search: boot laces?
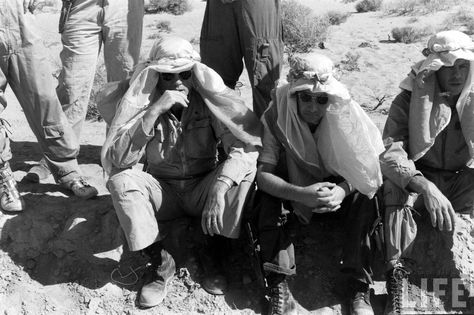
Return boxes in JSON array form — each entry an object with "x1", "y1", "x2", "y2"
[
  {"x1": 269, "y1": 280, "x2": 290, "y2": 315},
  {"x1": 0, "y1": 166, "x2": 19, "y2": 203},
  {"x1": 388, "y1": 266, "x2": 409, "y2": 313}
]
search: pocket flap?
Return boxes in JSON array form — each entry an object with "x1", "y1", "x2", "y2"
[{"x1": 43, "y1": 124, "x2": 65, "y2": 139}]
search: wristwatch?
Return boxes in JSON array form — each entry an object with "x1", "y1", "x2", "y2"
[{"x1": 217, "y1": 175, "x2": 234, "y2": 189}]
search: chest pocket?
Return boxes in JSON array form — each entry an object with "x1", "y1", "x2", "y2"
[
  {"x1": 146, "y1": 127, "x2": 167, "y2": 163},
  {"x1": 185, "y1": 117, "x2": 217, "y2": 159}
]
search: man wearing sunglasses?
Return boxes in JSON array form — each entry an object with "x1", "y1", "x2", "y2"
[
  {"x1": 100, "y1": 36, "x2": 261, "y2": 308},
  {"x1": 255, "y1": 54, "x2": 384, "y2": 315}
]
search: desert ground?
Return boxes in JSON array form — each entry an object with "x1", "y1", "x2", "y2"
[{"x1": 0, "y1": 0, "x2": 473, "y2": 314}]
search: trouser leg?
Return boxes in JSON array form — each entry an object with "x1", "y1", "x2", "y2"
[
  {"x1": 102, "y1": 0, "x2": 143, "y2": 82},
  {"x1": 200, "y1": 0, "x2": 243, "y2": 89},
  {"x1": 184, "y1": 166, "x2": 257, "y2": 239},
  {"x1": 2, "y1": 9, "x2": 81, "y2": 183},
  {"x1": 107, "y1": 168, "x2": 183, "y2": 251},
  {"x1": 383, "y1": 179, "x2": 420, "y2": 270},
  {"x1": 341, "y1": 193, "x2": 379, "y2": 284},
  {"x1": 238, "y1": 0, "x2": 283, "y2": 118},
  {"x1": 257, "y1": 191, "x2": 296, "y2": 276},
  {"x1": 57, "y1": 0, "x2": 101, "y2": 140}
]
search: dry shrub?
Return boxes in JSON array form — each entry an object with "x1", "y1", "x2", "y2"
[
  {"x1": 87, "y1": 62, "x2": 106, "y2": 121},
  {"x1": 443, "y1": 7, "x2": 474, "y2": 35},
  {"x1": 145, "y1": 0, "x2": 191, "y2": 15},
  {"x1": 385, "y1": 0, "x2": 462, "y2": 15},
  {"x1": 355, "y1": 0, "x2": 383, "y2": 13},
  {"x1": 156, "y1": 20, "x2": 172, "y2": 33},
  {"x1": 326, "y1": 10, "x2": 351, "y2": 25},
  {"x1": 337, "y1": 52, "x2": 361, "y2": 72},
  {"x1": 281, "y1": 0, "x2": 330, "y2": 53},
  {"x1": 391, "y1": 26, "x2": 428, "y2": 43}
]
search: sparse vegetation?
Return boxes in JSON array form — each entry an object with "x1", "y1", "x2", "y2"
[
  {"x1": 391, "y1": 26, "x2": 431, "y2": 43},
  {"x1": 326, "y1": 10, "x2": 351, "y2": 25},
  {"x1": 442, "y1": 7, "x2": 474, "y2": 35},
  {"x1": 86, "y1": 62, "x2": 106, "y2": 121},
  {"x1": 355, "y1": 0, "x2": 383, "y2": 13},
  {"x1": 281, "y1": 0, "x2": 330, "y2": 53},
  {"x1": 156, "y1": 20, "x2": 172, "y2": 33},
  {"x1": 144, "y1": 0, "x2": 191, "y2": 15},
  {"x1": 385, "y1": 0, "x2": 462, "y2": 15},
  {"x1": 337, "y1": 52, "x2": 361, "y2": 72}
]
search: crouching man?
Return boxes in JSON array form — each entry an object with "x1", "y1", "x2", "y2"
[
  {"x1": 256, "y1": 54, "x2": 384, "y2": 315},
  {"x1": 100, "y1": 36, "x2": 261, "y2": 308},
  {"x1": 380, "y1": 30, "x2": 474, "y2": 315}
]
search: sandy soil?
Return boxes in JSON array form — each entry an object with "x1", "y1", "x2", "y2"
[{"x1": 1, "y1": 0, "x2": 473, "y2": 314}]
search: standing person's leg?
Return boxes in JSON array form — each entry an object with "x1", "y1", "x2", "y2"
[
  {"x1": 56, "y1": 0, "x2": 102, "y2": 140},
  {"x1": 200, "y1": 0, "x2": 243, "y2": 89},
  {"x1": 107, "y1": 168, "x2": 184, "y2": 308},
  {"x1": 238, "y1": 0, "x2": 283, "y2": 118},
  {"x1": 4, "y1": 5, "x2": 97, "y2": 199},
  {"x1": 102, "y1": 0, "x2": 143, "y2": 82}
]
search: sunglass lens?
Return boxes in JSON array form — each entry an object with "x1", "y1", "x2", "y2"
[
  {"x1": 179, "y1": 70, "x2": 192, "y2": 80},
  {"x1": 161, "y1": 73, "x2": 174, "y2": 81},
  {"x1": 316, "y1": 95, "x2": 328, "y2": 105},
  {"x1": 300, "y1": 93, "x2": 312, "y2": 102}
]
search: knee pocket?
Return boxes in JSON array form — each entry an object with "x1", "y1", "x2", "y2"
[{"x1": 107, "y1": 171, "x2": 144, "y2": 199}]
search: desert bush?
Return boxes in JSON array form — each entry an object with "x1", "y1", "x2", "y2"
[
  {"x1": 281, "y1": 0, "x2": 330, "y2": 53},
  {"x1": 156, "y1": 20, "x2": 172, "y2": 33},
  {"x1": 337, "y1": 52, "x2": 361, "y2": 72},
  {"x1": 87, "y1": 62, "x2": 106, "y2": 121},
  {"x1": 355, "y1": 0, "x2": 383, "y2": 13},
  {"x1": 144, "y1": 0, "x2": 191, "y2": 15},
  {"x1": 391, "y1": 26, "x2": 430, "y2": 43},
  {"x1": 443, "y1": 7, "x2": 474, "y2": 35},
  {"x1": 326, "y1": 10, "x2": 351, "y2": 25},
  {"x1": 385, "y1": 0, "x2": 462, "y2": 15}
]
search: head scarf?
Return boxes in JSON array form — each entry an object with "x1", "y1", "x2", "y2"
[
  {"x1": 398, "y1": 30, "x2": 474, "y2": 164},
  {"x1": 268, "y1": 53, "x2": 384, "y2": 199},
  {"x1": 99, "y1": 35, "x2": 262, "y2": 175}
]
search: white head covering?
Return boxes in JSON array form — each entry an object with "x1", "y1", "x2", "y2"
[
  {"x1": 99, "y1": 35, "x2": 261, "y2": 175},
  {"x1": 269, "y1": 53, "x2": 384, "y2": 199},
  {"x1": 400, "y1": 30, "x2": 474, "y2": 117},
  {"x1": 398, "y1": 30, "x2": 474, "y2": 164}
]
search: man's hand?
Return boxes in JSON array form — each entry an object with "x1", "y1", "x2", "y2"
[
  {"x1": 313, "y1": 185, "x2": 346, "y2": 213},
  {"x1": 23, "y1": 0, "x2": 39, "y2": 14},
  {"x1": 201, "y1": 181, "x2": 229, "y2": 236},
  {"x1": 150, "y1": 90, "x2": 188, "y2": 115},
  {"x1": 422, "y1": 181, "x2": 456, "y2": 231},
  {"x1": 295, "y1": 182, "x2": 336, "y2": 208}
]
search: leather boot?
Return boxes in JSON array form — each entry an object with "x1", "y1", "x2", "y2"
[
  {"x1": 0, "y1": 162, "x2": 25, "y2": 213},
  {"x1": 266, "y1": 273, "x2": 297, "y2": 315},
  {"x1": 139, "y1": 243, "x2": 176, "y2": 308},
  {"x1": 199, "y1": 235, "x2": 228, "y2": 295},
  {"x1": 384, "y1": 264, "x2": 409, "y2": 315},
  {"x1": 349, "y1": 279, "x2": 374, "y2": 315}
]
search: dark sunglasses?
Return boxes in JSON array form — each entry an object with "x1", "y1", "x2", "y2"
[
  {"x1": 161, "y1": 70, "x2": 192, "y2": 81},
  {"x1": 297, "y1": 92, "x2": 329, "y2": 105}
]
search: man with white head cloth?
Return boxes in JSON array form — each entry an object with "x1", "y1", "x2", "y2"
[
  {"x1": 256, "y1": 53, "x2": 384, "y2": 315},
  {"x1": 99, "y1": 36, "x2": 261, "y2": 308},
  {"x1": 380, "y1": 30, "x2": 474, "y2": 315}
]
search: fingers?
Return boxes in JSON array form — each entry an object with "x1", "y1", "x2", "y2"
[
  {"x1": 443, "y1": 203, "x2": 456, "y2": 231},
  {"x1": 436, "y1": 207, "x2": 444, "y2": 231},
  {"x1": 429, "y1": 208, "x2": 437, "y2": 229}
]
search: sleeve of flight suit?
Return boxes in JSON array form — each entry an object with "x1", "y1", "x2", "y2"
[
  {"x1": 106, "y1": 118, "x2": 155, "y2": 169},
  {"x1": 380, "y1": 89, "x2": 422, "y2": 189},
  {"x1": 212, "y1": 117, "x2": 259, "y2": 185}
]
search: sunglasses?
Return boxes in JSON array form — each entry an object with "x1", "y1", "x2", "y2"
[
  {"x1": 161, "y1": 70, "x2": 192, "y2": 81},
  {"x1": 297, "y1": 92, "x2": 329, "y2": 105}
]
